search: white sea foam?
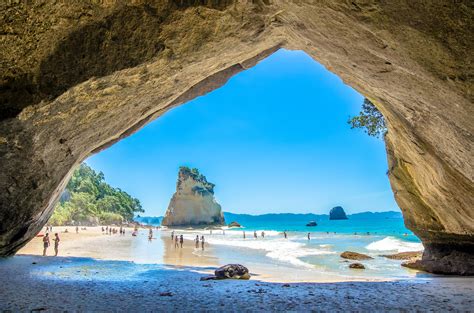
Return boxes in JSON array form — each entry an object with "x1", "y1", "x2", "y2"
[
  {"x1": 366, "y1": 236, "x2": 423, "y2": 252},
  {"x1": 187, "y1": 234, "x2": 335, "y2": 268}
]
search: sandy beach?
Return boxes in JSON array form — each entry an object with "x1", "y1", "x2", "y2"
[
  {"x1": 0, "y1": 226, "x2": 470, "y2": 311},
  {"x1": 17, "y1": 226, "x2": 412, "y2": 283}
]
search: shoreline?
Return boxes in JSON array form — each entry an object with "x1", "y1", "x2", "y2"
[{"x1": 18, "y1": 225, "x2": 421, "y2": 283}]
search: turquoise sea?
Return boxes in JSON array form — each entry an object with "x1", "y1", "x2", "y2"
[{"x1": 137, "y1": 211, "x2": 424, "y2": 280}]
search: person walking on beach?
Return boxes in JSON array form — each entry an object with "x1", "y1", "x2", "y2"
[
  {"x1": 42, "y1": 233, "x2": 50, "y2": 256},
  {"x1": 53, "y1": 233, "x2": 60, "y2": 256},
  {"x1": 171, "y1": 231, "x2": 175, "y2": 241},
  {"x1": 201, "y1": 235, "x2": 205, "y2": 250},
  {"x1": 283, "y1": 231, "x2": 287, "y2": 239},
  {"x1": 180, "y1": 235, "x2": 184, "y2": 248},
  {"x1": 243, "y1": 231, "x2": 246, "y2": 239},
  {"x1": 195, "y1": 235, "x2": 200, "y2": 248},
  {"x1": 261, "y1": 231, "x2": 265, "y2": 239},
  {"x1": 174, "y1": 235, "x2": 179, "y2": 249},
  {"x1": 148, "y1": 229, "x2": 153, "y2": 241},
  {"x1": 307, "y1": 233, "x2": 311, "y2": 240},
  {"x1": 75, "y1": 226, "x2": 79, "y2": 234}
]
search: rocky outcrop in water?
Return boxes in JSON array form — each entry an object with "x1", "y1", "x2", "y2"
[
  {"x1": 161, "y1": 167, "x2": 224, "y2": 227},
  {"x1": 341, "y1": 251, "x2": 373, "y2": 260},
  {"x1": 228, "y1": 221, "x2": 241, "y2": 228},
  {"x1": 0, "y1": 1, "x2": 472, "y2": 275},
  {"x1": 329, "y1": 206, "x2": 348, "y2": 220}
]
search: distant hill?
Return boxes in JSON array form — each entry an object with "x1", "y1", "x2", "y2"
[
  {"x1": 136, "y1": 211, "x2": 402, "y2": 226},
  {"x1": 135, "y1": 216, "x2": 163, "y2": 226},
  {"x1": 224, "y1": 211, "x2": 402, "y2": 224}
]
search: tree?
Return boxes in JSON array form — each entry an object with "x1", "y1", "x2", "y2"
[
  {"x1": 348, "y1": 98, "x2": 387, "y2": 138},
  {"x1": 49, "y1": 163, "x2": 144, "y2": 225}
]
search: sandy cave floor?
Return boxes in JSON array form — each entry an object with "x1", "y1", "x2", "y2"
[{"x1": 1, "y1": 254, "x2": 473, "y2": 312}]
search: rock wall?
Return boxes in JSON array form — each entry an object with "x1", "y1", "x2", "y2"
[
  {"x1": 162, "y1": 167, "x2": 225, "y2": 227},
  {"x1": 0, "y1": 1, "x2": 472, "y2": 274}
]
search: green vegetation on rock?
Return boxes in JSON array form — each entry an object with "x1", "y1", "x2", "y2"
[
  {"x1": 348, "y1": 98, "x2": 387, "y2": 138},
  {"x1": 49, "y1": 163, "x2": 144, "y2": 226}
]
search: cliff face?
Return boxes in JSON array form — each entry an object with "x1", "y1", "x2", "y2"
[
  {"x1": 161, "y1": 167, "x2": 224, "y2": 227},
  {"x1": 329, "y1": 207, "x2": 348, "y2": 220},
  {"x1": 0, "y1": 1, "x2": 472, "y2": 274}
]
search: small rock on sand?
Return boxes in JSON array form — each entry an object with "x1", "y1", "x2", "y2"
[{"x1": 340, "y1": 251, "x2": 373, "y2": 260}]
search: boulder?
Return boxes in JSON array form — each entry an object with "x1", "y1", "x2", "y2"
[
  {"x1": 329, "y1": 206, "x2": 348, "y2": 220},
  {"x1": 349, "y1": 263, "x2": 365, "y2": 269},
  {"x1": 161, "y1": 167, "x2": 225, "y2": 227},
  {"x1": 341, "y1": 251, "x2": 373, "y2": 260},
  {"x1": 228, "y1": 221, "x2": 242, "y2": 228},
  {"x1": 215, "y1": 264, "x2": 250, "y2": 280}
]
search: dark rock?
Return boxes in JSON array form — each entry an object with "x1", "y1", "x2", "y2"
[
  {"x1": 200, "y1": 275, "x2": 217, "y2": 281},
  {"x1": 329, "y1": 206, "x2": 348, "y2": 220},
  {"x1": 349, "y1": 263, "x2": 365, "y2": 269},
  {"x1": 401, "y1": 244, "x2": 474, "y2": 275},
  {"x1": 282, "y1": 284, "x2": 290, "y2": 287},
  {"x1": 228, "y1": 221, "x2": 242, "y2": 228},
  {"x1": 306, "y1": 221, "x2": 317, "y2": 226},
  {"x1": 214, "y1": 264, "x2": 250, "y2": 280},
  {"x1": 340, "y1": 251, "x2": 373, "y2": 260},
  {"x1": 159, "y1": 292, "x2": 173, "y2": 297}
]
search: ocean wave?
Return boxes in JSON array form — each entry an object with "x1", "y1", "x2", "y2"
[
  {"x1": 366, "y1": 236, "x2": 423, "y2": 252},
  {"x1": 193, "y1": 235, "x2": 334, "y2": 268}
]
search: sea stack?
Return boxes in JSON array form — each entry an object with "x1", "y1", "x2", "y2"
[
  {"x1": 329, "y1": 206, "x2": 348, "y2": 220},
  {"x1": 161, "y1": 167, "x2": 225, "y2": 227}
]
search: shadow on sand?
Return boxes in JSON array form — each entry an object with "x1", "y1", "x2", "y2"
[{"x1": 0, "y1": 255, "x2": 473, "y2": 311}]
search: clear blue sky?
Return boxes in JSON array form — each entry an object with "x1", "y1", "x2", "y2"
[{"x1": 86, "y1": 49, "x2": 399, "y2": 216}]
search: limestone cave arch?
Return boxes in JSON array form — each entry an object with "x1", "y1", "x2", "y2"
[{"x1": 0, "y1": 1, "x2": 472, "y2": 274}]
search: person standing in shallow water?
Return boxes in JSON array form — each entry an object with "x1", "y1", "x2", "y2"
[
  {"x1": 201, "y1": 235, "x2": 205, "y2": 250},
  {"x1": 53, "y1": 233, "x2": 60, "y2": 256},
  {"x1": 261, "y1": 231, "x2": 265, "y2": 238},
  {"x1": 307, "y1": 233, "x2": 311, "y2": 240},
  {"x1": 284, "y1": 231, "x2": 287, "y2": 239},
  {"x1": 174, "y1": 235, "x2": 179, "y2": 249},
  {"x1": 180, "y1": 235, "x2": 184, "y2": 248},
  {"x1": 254, "y1": 231, "x2": 257, "y2": 239},
  {"x1": 42, "y1": 233, "x2": 50, "y2": 256},
  {"x1": 243, "y1": 231, "x2": 246, "y2": 239},
  {"x1": 195, "y1": 235, "x2": 200, "y2": 248}
]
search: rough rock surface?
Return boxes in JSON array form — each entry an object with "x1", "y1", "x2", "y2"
[
  {"x1": 161, "y1": 167, "x2": 224, "y2": 227},
  {"x1": 329, "y1": 206, "x2": 348, "y2": 220},
  {"x1": 0, "y1": 1, "x2": 473, "y2": 274},
  {"x1": 349, "y1": 263, "x2": 366, "y2": 270},
  {"x1": 381, "y1": 251, "x2": 422, "y2": 261},
  {"x1": 341, "y1": 251, "x2": 374, "y2": 261},
  {"x1": 215, "y1": 264, "x2": 251, "y2": 280},
  {"x1": 228, "y1": 221, "x2": 242, "y2": 228}
]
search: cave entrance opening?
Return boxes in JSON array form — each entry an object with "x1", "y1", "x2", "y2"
[{"x1": 26, "y1": 49, "x2": 424, "y2": 281}]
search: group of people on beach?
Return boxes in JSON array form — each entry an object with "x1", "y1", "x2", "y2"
[
  {"x1": 102, "y1": 226, "x2": 126, "y2": 235},
  {"x1": 42, "y1": 231, "x2": 60, "y2": 256},
  {"x1": 170, "y1": 231, "x2": 206, "y2": 250}
]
